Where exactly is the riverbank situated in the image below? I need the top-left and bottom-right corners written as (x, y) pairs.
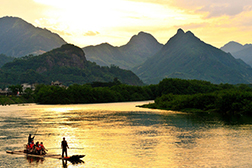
top-left (0, 95), bottom-right (33, 105)
top-left (139, 90), bottom-right (252, 116)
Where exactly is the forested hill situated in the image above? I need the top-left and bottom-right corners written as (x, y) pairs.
top-left (0, 44), bottom-right (144, 86)
top-left (0, 16), bottom-right (66, 57)
top-left (133, 29), bottom-right (252, 84)
top-left (0, 54), bottom-right (14, 67)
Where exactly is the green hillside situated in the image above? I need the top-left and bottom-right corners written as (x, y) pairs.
top-left (0, 54), bottom-right (14, 67)
top-left (0, 44), bottom-right (144, 87)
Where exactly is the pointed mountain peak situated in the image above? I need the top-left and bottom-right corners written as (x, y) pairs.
top-left (177, 28), bottom-right (185, 35)
top-left (176, 28), bottom-right (195, 37)
top-left (126, 31), bottom-right (160, 45)
top-left (164, 28), bottom-right (200, 47)
top-left (185, 30), bottom-right (195, 36)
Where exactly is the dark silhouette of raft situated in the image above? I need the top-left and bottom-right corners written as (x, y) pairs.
top-left (63, 155), bottom-right (85, 164)
top-left (6, 150), bottom-right (85, 162)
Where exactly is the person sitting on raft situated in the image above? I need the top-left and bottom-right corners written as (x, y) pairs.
top-left (26, 141), bottom-right (34, 153)
top-left (34, 141), bottom-right (41, 154)
top-left (38, 142), bottom-right (47, 155)
top-left (26, 141), bottom-right (47, 155)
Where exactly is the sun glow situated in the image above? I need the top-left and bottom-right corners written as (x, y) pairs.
top-left (1, 0), bottom-right (252, 48)
top-left (33, 0), bottom-right (177, 28)
top-left (32, 0), bottom-right (189, 47)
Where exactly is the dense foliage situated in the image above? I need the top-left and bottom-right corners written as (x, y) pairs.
top-left (3, 78), bottom-right (252, 117)
top-left (33, 83), bottom-right (154, 104)
top-left (157, 78), bottom-right (220, 96)
top-left (146, 89), bottom-right (252, 116)
top-left (142, 79), bottom-right (252, 116)
top-left (0, 54), bottom-right (14, 67)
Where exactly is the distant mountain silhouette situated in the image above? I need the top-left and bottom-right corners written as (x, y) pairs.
top-left (0, 44), bottom-right (144, 86)
top-left (83, 31), bottom-right (163, 69)
top-left (232, 47), bottom-right (252, 67)
top-left (220, 41), bottom-right (245, 53)
top-left (83, 43), bottom-right (125, 67)
top-left (133, 29), bottom-right (252, 84)
top-left (221, 41), bottom-right (252, 67)
top-left (221, 41), bottom-right (252, 54)
top-left (0, 16), bottom-right (66, 57)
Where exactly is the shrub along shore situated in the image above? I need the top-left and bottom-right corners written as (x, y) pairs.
top-left (3, 78), bottom-right (252, 116)
top-left (141, 90), bottom-right (252, 116)
top-left (0, 95), bottom-right (32, 105)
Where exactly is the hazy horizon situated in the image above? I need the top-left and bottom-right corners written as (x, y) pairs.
top-left (1, 0), bottom-right (252, 48)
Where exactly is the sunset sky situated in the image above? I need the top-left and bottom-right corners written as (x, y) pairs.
top-left (1, 0), bottom-right (252, 48)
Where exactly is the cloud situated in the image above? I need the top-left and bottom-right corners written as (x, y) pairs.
top-left (175, 0), bottom-right (252, 18)
top-left (34, 18), bottom-right (72, 36)
top-left (173, 23), bottom-right (208, 30)
top-left (128, 0), bottom-right (252, 18)
top-left (197, 1), bottom-right (251, 18)
top-left (83, 31), bottom-right (100, 36)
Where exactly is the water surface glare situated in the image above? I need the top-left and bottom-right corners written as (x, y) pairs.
top-left (1, 101), bottom-right (252, 168)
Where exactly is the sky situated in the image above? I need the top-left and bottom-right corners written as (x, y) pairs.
top-left (0, 0), bottom-right (252, 48)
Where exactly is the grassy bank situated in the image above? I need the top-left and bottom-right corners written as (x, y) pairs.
top-left (0, 95), bottom-right (33, 105)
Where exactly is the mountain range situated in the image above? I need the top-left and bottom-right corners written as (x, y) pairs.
top-left (1, 16), bottom-right (252, 86)
top-left (0, 16), bottom-right (66, 57)
top-left (83, 28), bottom-right (252, 84)
top-left (83, 32), bottom-right (163, 69)
top-left (132, 29), bottom-right (252, 84)
top-left (220, 41), bottom-right (252, 67)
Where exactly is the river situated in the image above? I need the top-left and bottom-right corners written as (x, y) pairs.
top-left (0, 101), bottom-right (252, 168)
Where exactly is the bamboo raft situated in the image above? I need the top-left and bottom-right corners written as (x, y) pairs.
top-left (6, 150), bottom-right (85, 161)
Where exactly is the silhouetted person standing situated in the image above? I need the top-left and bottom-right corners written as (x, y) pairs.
top-left (61, 137), bottom-right (69, 158)
top-left (28, 134), bottom-right (35, 144)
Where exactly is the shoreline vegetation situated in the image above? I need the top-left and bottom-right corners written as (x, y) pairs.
top-left (0, 95), bottom-right (32, 106)
top-left (2, 78), bottom-right (252, 117)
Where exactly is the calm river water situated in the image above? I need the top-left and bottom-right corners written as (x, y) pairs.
top-left (1, 101), bottom-right (252, 168)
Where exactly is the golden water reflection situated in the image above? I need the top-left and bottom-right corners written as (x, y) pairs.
top-left (1, 101), bottom-right (252, 168)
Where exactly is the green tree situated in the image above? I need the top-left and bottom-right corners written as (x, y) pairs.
top-left (8, 84), bottom-right (23, 95)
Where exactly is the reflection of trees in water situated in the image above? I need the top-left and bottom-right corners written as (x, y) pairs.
top-left (218, 113), bottom-right (252, 125)
top-left (121, 110), bottom-right (252, 150)
top-left (123, 111), bottom-right (202, 150)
